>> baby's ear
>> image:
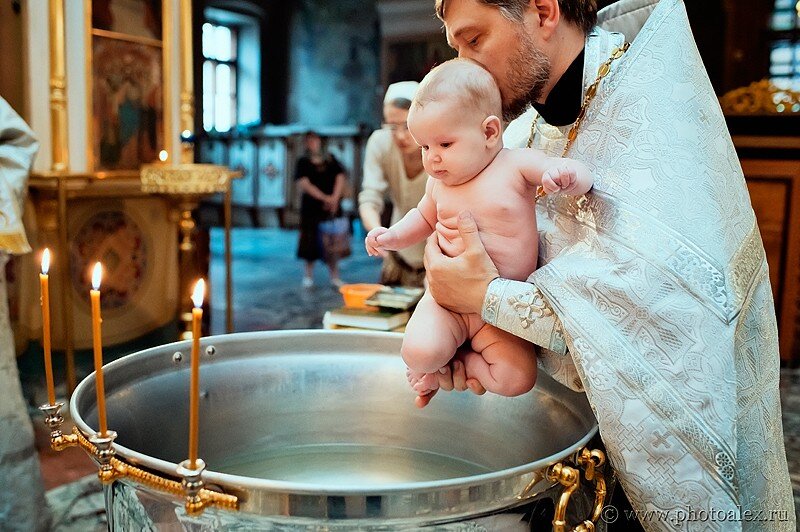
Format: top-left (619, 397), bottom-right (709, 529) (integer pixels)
top-left (482, 115), bottom-right (502, 146)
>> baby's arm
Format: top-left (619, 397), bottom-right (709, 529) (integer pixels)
top-left (365, 178), bottom-right (437, 257)
top-left (514, 148), bottom-right (593, 196)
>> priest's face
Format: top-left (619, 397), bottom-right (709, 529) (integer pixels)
top-left (443, 0), bottom-right (551, 122)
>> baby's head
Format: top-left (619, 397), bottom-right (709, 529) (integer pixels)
top-left (408, 58), bottom-right (503, 186)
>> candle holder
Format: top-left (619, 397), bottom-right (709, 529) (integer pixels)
top-left (177, 458), bottom-right (207, 516)
top-left (90, 430), bottom-right (121, 484)
top-left (38, 402), bottom-right (75, 452)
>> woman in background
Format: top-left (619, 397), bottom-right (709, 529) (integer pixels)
top-left (358, 82), bottom-right (427, 287)
top-left (295, 131), bottom-right (348, 288)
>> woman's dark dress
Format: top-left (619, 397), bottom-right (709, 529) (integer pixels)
top-left (295, 154), bottom-right (344, 262)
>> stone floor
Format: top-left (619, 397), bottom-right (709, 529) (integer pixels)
top-left (17, 226), bottom-right (800, 529)
top-left (207, 225), bottom-right (380, 334)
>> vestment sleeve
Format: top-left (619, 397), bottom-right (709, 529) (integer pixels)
top-left (0, 97), bottom-right (37, 254)
top-left (0, 98), bottom-right (38, 201)
top-left (482, 277), bottom-right (568, 355)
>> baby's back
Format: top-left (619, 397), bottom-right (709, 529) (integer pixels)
top-left (433, 150), bottom-right (539, 281)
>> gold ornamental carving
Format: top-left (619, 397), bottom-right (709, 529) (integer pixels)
top-left (140, 164), bottom-right (237, 194)
top-left (49, 0), bottom-right (69, 172)
top-left (720, 79), bottom-right (800, 116)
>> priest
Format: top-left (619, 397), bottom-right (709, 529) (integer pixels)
top-left (423, 0), bottom-right (796, 530)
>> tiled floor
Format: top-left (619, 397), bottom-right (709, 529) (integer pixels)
top-left (18, 227), bottom-right (800, 529)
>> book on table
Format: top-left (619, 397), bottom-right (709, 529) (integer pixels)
top-left (324, 307), bottom-right (410, 331)
top-left (364, 286), bottom-right (424, 310)
top-left (322, 318), bottom-right (406, 333)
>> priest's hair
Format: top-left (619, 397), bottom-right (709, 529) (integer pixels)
top-left (435, 0), bottom-right (597, 35)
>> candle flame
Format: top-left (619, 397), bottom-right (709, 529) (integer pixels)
top-left (92, 262), bottom-right (102, 290)
top-left (192, 279), bottom-right (205, 308)
top-left (159, 150), bottom-right (168, 162)
top-left (41, 248), bottom-right (50, 275)
top-left (181, 129), bottom-right (192, 138)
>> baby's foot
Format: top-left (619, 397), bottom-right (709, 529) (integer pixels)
top-left (406, 368), bottom-right (439, 396)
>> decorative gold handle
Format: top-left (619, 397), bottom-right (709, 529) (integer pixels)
top-left (546, 447), bottom-right (607, 532)
top-left (51, 426), bottom-right (238, 514)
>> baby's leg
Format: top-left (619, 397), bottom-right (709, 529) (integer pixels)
top-left (464, 322), bottom-right (538, 396)
top-left (402, 291), bottom-right (469, 394)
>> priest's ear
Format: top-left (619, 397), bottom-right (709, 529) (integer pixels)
top-left (530, 0), bottom-right (560, 40)
top-left (482, 115), bottom-right (502, 147)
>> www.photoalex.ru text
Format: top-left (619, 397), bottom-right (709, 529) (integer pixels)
top-left (600, 504), bottom-right (792, 526)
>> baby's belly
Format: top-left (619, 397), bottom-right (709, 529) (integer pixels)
top-left (435, 224), bottom-right (539, 282)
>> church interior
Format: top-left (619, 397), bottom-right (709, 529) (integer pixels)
top-left (0, 0), bottom-right (799, 530)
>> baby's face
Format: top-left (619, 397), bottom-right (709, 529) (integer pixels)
top-left (407, 100), bottom-right (496, 187)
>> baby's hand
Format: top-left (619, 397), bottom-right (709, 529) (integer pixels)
top-left (365, 227), bottom-right (398, 257)
top-left (541, 162), bottom-right (580, 195)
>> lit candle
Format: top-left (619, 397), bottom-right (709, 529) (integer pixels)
top-left (40, 249), bottom-right (55, 405)
top-left (90, 262), bottom-right (108, 436)
top-left (188, 279), bottom-right (205, 468)
top-left (159, 150), bottom-right (168, 163)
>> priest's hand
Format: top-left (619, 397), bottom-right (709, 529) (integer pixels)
top-left (424, 211), bottom-right (498, 315)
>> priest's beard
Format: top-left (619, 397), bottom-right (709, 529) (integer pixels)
top-left (503, 31), bottom-right (551, 122)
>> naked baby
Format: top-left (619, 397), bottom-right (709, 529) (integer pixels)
top-left (365, 58), bottom-right (592, 407)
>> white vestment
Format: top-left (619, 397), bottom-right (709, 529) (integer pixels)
top-left (0, 97), bottom-right (48, 531)
top-left (483, 1), bottom-right (796, 530)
